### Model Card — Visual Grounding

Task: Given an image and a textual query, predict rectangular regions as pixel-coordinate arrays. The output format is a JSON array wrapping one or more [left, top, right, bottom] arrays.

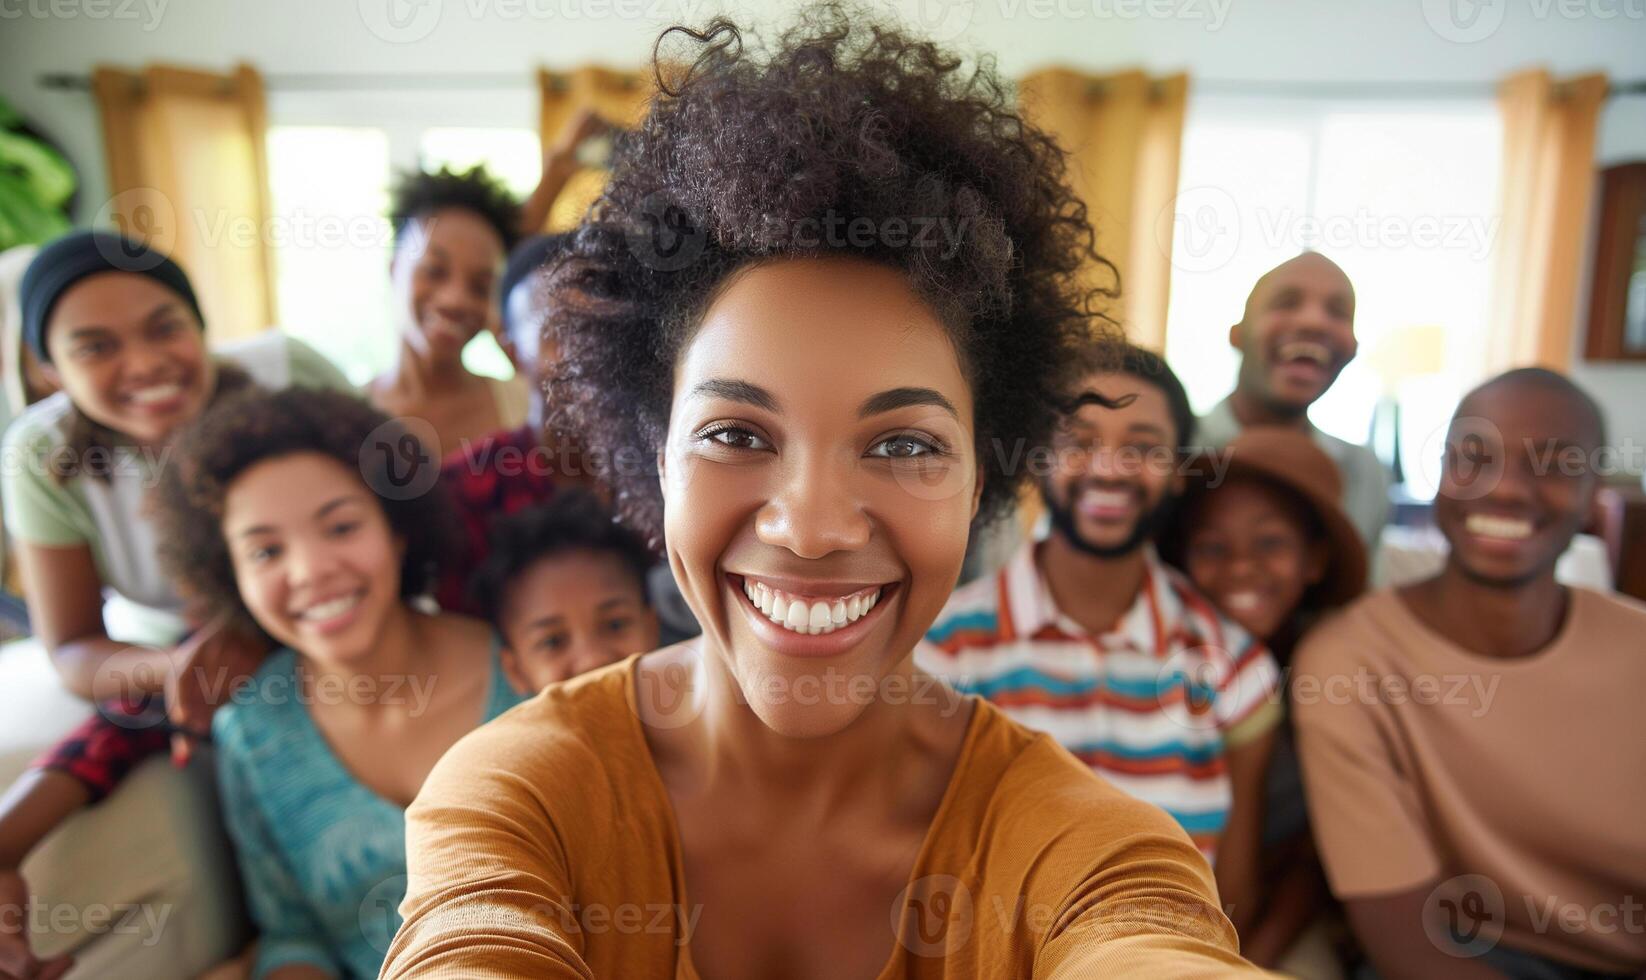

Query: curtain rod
[[37, 70, 1646, 98]]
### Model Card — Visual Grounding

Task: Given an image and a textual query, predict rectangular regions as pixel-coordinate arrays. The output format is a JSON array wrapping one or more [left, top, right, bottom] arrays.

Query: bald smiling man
[[1197, 252, 1391, 553]]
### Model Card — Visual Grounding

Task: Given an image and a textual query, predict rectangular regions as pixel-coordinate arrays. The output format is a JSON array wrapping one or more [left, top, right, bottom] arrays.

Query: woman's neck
[[385, 337, 472, 395], [665, 644, 966, 825], [299, 602, 428, 716]]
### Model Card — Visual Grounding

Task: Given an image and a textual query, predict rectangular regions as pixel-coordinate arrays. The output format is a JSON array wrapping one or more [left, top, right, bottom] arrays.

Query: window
[[1165, 97, 1502, 499]]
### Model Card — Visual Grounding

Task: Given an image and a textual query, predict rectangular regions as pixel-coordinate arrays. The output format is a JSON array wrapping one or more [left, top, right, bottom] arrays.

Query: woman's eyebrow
[[858, 387, 958, 419], [691, 378, 778, 411]]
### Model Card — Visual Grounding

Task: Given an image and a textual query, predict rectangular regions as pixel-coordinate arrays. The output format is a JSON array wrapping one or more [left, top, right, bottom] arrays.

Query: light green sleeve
[[282, 336, 355, 393], [0, 413, 94, 548]]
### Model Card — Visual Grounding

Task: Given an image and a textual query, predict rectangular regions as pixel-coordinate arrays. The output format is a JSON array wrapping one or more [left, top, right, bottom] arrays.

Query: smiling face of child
[[1182, 476, 1326, 642], [221, 452, 406, 667], [496, 549, 660, 693], [661, 257, 982, 739]]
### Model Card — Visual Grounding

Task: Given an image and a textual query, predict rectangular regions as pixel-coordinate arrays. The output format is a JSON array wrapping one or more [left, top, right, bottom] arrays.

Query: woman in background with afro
[[382, 8, 1267, 977]]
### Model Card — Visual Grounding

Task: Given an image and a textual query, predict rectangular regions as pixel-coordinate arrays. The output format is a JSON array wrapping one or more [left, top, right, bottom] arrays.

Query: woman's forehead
[[674, 258, 973, 417]]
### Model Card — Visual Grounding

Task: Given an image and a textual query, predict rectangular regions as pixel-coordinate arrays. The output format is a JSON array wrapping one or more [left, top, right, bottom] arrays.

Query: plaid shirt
[[435, 425, 560, 616], [35, 695, 170, 802], [918, 542, 1281, 859]]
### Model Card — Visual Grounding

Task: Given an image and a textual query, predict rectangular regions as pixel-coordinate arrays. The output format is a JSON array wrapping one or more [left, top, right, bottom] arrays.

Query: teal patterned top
[[212, 643, 522, 979]]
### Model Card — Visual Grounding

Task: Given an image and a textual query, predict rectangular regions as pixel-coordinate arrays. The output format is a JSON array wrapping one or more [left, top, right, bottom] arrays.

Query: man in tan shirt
[[1294, 369, 1646, 979]]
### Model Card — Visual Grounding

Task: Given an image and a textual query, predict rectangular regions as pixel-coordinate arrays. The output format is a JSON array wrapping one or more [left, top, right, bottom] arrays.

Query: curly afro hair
[[543, 5, 1119, 546], [468, 489, 655, 633], [389, 163, 523, 254], [151, 386, 459, 638]]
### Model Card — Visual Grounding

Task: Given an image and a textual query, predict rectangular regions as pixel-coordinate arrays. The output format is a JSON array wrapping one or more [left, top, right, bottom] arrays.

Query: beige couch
[[0, 639, 248, 979]]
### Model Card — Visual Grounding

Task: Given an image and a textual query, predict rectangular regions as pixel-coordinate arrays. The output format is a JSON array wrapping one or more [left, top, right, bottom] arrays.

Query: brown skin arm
[[0, 771, 88, 980], [1215, 727, 1275, 937], [1240, 836, 1327, 967], [1345, 885, 1506, 980], [519, 109, 610, 236], [14, 541, 173, 701]]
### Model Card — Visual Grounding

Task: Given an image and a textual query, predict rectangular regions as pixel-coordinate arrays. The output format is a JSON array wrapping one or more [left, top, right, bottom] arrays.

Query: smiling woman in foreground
[[379, 9, 1264, 978]]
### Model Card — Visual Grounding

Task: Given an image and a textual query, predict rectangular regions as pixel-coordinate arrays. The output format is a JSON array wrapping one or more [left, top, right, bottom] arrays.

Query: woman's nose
[[755, 453, 872, 559]]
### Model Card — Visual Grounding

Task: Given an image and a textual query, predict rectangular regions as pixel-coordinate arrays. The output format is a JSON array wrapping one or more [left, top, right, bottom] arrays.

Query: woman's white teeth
[[743, 579, 881, 635], [129, 383, 183, 405], [1225, 591, 1263, 612], [302, 594, 361, 621], [1466, 513, 1533, 541]]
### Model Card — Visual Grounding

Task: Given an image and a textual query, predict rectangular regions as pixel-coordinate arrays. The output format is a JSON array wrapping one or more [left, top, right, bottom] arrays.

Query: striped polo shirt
[[917, 542, 1281, 859]]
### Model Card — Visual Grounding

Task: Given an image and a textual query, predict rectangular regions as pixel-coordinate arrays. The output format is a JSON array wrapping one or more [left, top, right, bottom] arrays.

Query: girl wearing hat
[[1161, 427, 1368, 977], [0, 230, 352, 979]]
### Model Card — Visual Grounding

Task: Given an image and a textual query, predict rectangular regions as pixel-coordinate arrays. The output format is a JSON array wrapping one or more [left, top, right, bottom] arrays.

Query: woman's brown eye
[[703, 426, 768, 451], [872, 435, 937, 459]]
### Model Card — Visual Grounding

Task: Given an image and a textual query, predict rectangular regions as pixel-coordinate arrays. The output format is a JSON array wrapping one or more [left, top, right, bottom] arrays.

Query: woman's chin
[[725, 643, 898, 739]]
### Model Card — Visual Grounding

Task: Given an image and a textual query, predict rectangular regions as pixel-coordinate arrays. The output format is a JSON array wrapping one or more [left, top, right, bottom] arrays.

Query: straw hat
[[1164, 427, 1368, 608]]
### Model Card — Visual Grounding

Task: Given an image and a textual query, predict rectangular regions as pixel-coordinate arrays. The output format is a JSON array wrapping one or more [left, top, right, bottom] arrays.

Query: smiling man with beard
[[920, 343, 1282, 934], [1199, 251, 1390, 553]]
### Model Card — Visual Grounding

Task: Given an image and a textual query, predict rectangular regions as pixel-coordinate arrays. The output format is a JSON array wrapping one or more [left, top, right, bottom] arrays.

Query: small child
[[470, 490, 660, 693]]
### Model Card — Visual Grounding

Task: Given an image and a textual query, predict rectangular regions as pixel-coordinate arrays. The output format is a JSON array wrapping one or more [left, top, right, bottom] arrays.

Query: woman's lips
[[292, 589, 367, 637], [726, 573, 898, 659]]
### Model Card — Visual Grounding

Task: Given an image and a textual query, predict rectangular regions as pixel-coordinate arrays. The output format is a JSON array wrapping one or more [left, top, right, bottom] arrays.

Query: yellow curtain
[[536, 67, 658, 232], [91, 64, 274, 343], [1017, 69, 1189, 351], [1486, 69, 1609, 371]]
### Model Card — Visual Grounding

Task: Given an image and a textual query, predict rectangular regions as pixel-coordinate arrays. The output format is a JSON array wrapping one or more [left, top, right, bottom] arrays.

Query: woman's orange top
[[379, 655, 1266, 978]]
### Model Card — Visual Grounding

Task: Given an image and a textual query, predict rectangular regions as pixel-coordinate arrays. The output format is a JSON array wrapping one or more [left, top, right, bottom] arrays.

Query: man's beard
[[1041, 481, 1180, 559]]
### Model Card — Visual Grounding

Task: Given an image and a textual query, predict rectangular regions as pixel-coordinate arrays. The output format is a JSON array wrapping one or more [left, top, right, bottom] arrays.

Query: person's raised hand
[[166, 616, 271, 766], [545, 108, 611, 173]]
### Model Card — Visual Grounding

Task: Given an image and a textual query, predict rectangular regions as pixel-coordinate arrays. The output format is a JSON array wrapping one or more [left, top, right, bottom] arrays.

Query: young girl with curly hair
[[382, 9, 1265, 977], [151, 387, 523, 979]]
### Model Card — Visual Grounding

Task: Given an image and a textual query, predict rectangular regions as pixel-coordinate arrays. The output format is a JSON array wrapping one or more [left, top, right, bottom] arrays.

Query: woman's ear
[[969, 463, 984, 522]]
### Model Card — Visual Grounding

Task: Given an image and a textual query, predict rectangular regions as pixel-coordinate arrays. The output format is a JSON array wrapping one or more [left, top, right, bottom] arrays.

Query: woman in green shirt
[[0, 230, 353, 980]]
